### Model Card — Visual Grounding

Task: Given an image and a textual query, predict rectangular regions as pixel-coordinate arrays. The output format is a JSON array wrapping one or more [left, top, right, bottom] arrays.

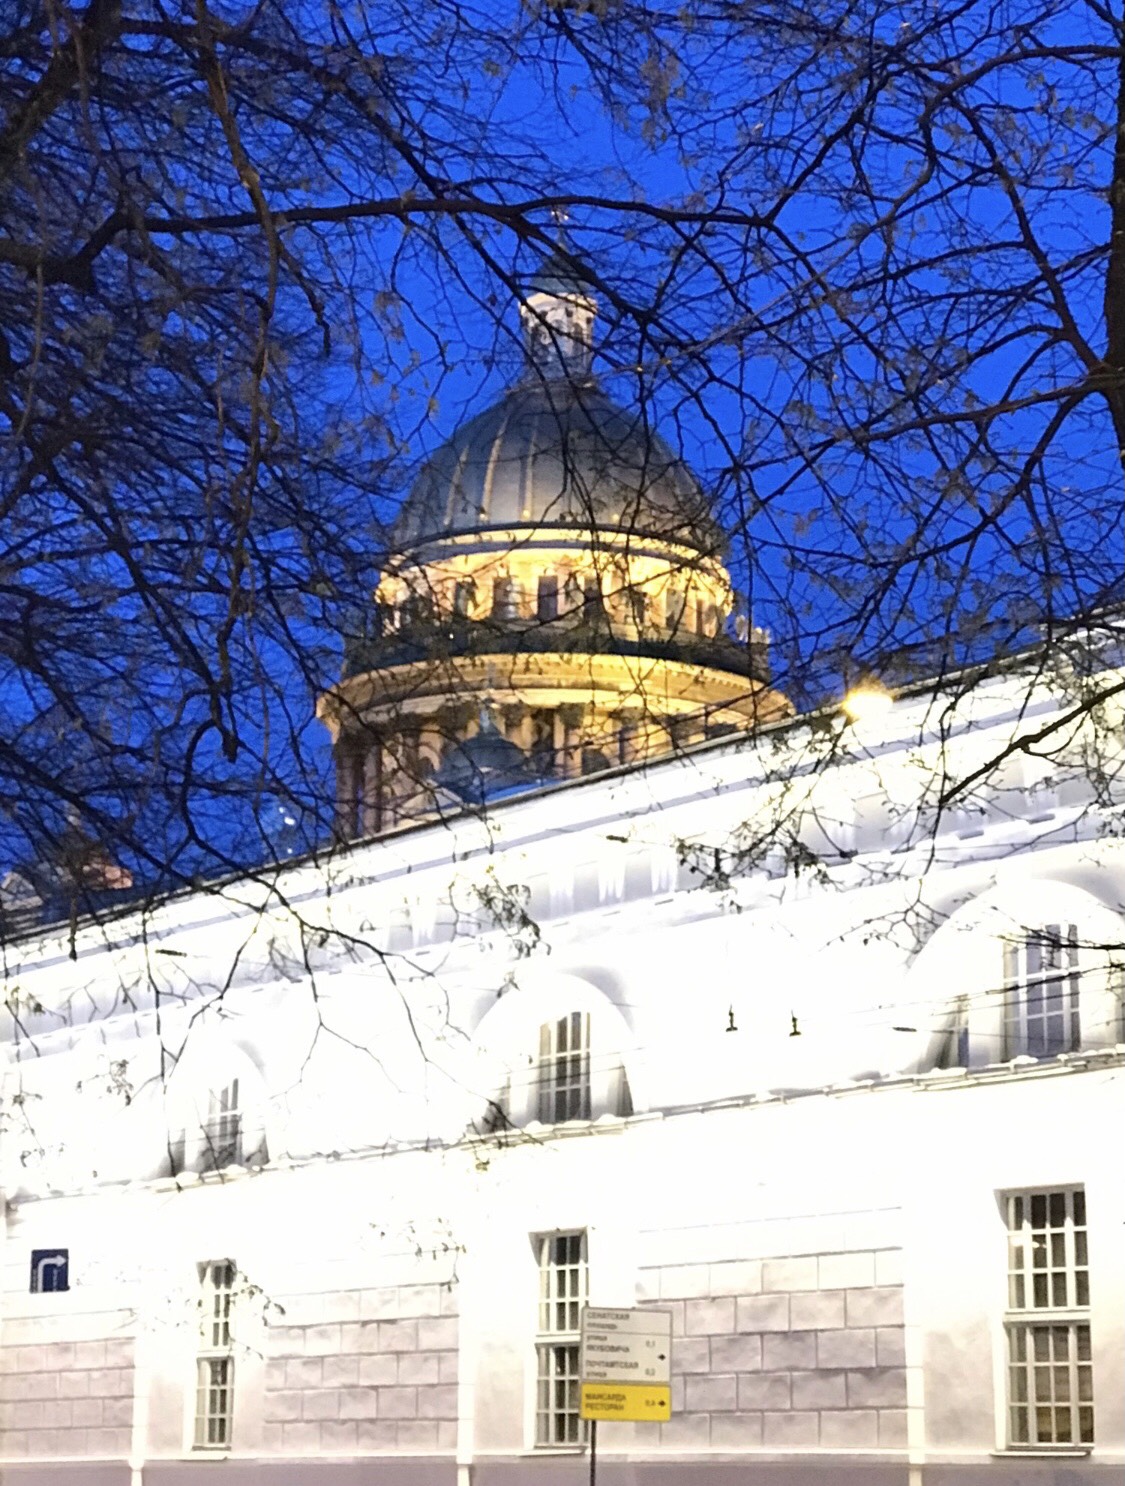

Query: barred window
[[1002, 926, 1080, 1058], [1005, 1190, 1092, 1447], [536, 1232, 587, 1447], [537, 1013, 591, 1124], [194, 1260, 236, 1449]]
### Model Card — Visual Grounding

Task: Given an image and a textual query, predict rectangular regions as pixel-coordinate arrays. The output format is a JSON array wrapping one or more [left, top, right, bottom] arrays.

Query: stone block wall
[[261, 1281, 458, 1454], [636, 1213, 909, 1453], [0, 1332, 135, 1459]]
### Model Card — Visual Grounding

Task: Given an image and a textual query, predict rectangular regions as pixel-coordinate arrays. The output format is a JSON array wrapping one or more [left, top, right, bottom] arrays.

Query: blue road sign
[[30, 1249, 68, 1293]]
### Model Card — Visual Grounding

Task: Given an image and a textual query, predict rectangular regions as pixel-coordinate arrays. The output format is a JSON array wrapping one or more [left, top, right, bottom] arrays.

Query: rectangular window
[[1003, 926, 1080, 1058], [536, 1232, 587, 1447], [195, 1260, 236, 1449], [452, 579, 475, 617], [537, 575, 559, 622], [537, 1012, 591, 1124], [1005, 1190, 1092, 1447]]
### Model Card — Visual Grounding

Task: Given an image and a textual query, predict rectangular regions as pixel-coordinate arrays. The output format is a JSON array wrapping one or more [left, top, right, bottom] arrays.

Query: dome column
[[333, 735, 362, 839], [617, 709, 642, 766], [333, 731, 388, 840], [361, 740, 385, 836], [557, 703, 586, 779], [502, 703, 534, 752]]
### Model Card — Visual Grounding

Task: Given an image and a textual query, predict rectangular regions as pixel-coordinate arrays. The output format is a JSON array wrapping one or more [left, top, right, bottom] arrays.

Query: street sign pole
[[589, 1416, 597, 1486]]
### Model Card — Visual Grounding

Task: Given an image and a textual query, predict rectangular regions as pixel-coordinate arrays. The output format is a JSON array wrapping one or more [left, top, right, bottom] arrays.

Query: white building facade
[[1, 657, 1124, 1485]]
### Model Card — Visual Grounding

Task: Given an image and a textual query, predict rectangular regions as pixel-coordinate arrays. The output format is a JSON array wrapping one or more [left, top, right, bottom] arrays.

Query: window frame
[[202, 1079, 243, 1171], [537, 1012, 591, 1125], [193, 1259, 236, 1451], [1002, 925, 1081, 1060], [534, 1231, 588, 1449], [1003, 1188, 1092, 1450]]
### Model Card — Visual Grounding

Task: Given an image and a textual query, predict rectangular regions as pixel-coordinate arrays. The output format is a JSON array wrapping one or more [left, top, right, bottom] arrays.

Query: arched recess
[[160, 1034, 272, 1177], [473, 969, 637, 1130], [906, 877, 1125, 1071]]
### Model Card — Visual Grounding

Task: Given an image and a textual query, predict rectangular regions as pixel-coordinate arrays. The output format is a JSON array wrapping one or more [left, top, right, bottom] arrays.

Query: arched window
[[167, 1049, 269, 1176], [474, 974, 635, 1131], [907, 880, 1125, 1072], [526, 1009, 630, 1126]]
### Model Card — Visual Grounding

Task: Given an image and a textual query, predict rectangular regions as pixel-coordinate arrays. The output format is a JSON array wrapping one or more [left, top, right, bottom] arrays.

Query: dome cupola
[[518, 243, 597, 382], [395, 378, 719, 554], [318, 241, 790, 837]]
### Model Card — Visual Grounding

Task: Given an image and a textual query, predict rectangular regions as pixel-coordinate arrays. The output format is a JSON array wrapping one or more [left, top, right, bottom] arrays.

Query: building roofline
[[6, 612, 1122, 953]]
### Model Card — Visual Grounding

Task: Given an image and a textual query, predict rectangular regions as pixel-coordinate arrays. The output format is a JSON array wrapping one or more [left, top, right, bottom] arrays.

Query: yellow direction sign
[[580, 1306, 673, 1422], [581, 1382, 671, 1422]]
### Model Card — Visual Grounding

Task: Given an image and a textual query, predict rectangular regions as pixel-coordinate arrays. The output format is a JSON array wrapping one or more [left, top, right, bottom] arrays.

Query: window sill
[[991, 1448, 1092, 1458]]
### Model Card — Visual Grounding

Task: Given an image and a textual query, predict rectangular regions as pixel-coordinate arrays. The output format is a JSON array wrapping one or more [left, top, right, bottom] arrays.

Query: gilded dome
[[395, 378, 719, 553]]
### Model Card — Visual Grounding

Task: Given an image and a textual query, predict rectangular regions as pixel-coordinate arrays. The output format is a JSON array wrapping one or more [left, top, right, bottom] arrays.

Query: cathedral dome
[[395, 377, 720, 554]]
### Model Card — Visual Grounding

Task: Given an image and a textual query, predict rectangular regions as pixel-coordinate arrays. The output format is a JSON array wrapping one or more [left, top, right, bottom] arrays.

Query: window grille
[[194, 1260, 236, 1449], [1002, 926, 1080, 1058], [1005, 1190, 1092, 1447], [535, 1232, 587, 1447], [537, 1013, 591, 1124]]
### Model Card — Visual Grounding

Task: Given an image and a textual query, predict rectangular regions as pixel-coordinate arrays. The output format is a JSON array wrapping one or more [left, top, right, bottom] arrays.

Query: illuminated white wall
[[1, 662, 1124, 1481]]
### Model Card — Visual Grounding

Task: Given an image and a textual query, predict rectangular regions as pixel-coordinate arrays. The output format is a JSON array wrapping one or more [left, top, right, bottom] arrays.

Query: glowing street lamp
[[842, 675, 894, 723]]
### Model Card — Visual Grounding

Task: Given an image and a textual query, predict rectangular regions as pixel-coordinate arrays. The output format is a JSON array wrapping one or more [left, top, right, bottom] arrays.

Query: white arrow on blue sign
[[29, 1249, 69, 1293]]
